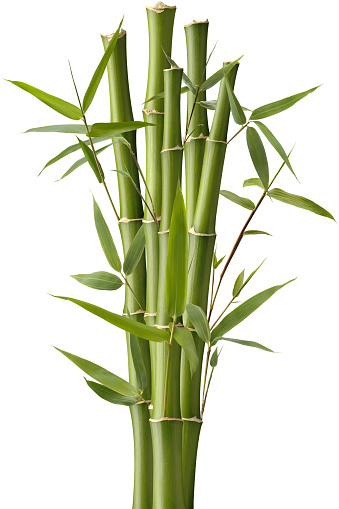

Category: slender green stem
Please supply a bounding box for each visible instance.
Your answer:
[201,365,215,417]
[121,273,144,311]
[200,346,211,416]
[210,295,235,330]
[226,122,248,144]
[163,317,176,417]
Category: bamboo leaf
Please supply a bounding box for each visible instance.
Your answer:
[210,348,219,367]
[173,326,199,377]
[54,347,138,396]
[88,121,155,138]
[253,121,297,179]
[77,137,103,183]
[213,254,225,270]
[26,124,88,134]
[243,230,271,236]
[162,48,196,94]
[52,295,170,343]
[243,178,265,189]
[144,86,190,105]
[233,270,245,297]
[186,304,210,344]
[246,127,269,190]
[225,78,246,125]
[130,334,147,393]
[166,186,188,318]
[71,271,123,291]
[268,188,335,220]
[211,279,295,340]
[198,100,217,110]
[250,86,319,120]
[85,379,139,406]
[220,190,255,210]
[59,144,111,180]
[199,55,243,92]
[8,80,82,120]
[93,196,121,272]
[123,225,146,276]
[243,260,266,287]
[212,337,274,352]
[82,18,123,112]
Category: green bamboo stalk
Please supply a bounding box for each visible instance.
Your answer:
[180,63,239,509]
[102,30,152,509]
[184,20,209,227]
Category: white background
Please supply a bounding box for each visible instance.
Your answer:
[1,0,338,507]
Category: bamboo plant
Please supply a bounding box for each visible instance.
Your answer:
[9,2,335,508]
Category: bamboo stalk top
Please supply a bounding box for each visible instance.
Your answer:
[146,2,176,13]
[102,29,126,42]
[184,19,209,28]
[164,66,183,71]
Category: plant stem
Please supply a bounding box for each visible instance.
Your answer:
[163,318,176,417]
[121,273,144,311]
[201,366,215,417]
[200,345,211,416]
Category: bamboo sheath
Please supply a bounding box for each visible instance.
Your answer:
[102,32,152,509]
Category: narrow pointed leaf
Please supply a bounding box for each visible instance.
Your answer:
[52,295,170,343]
[54,347,138,396]
[166,186,188,318]
[59,144,110,180]
[162,48,196,94]
[82,18,123,112]
[212,252,218,269]
[123,225,146,275]
[8,80,82,120]
[144,86,190,105]
[77,137,103,183]
[198,100,217,110]
[88,121,155,138]
[85,379,138,406]
[71,271,123,291]
[220,190,255,210]
[211,279,295,340]
[173,326,199,376]
[26,124,88,134]
[210,348,219,367]
[253,121,297,179]
[225,78,246,125]
[186,303,210,344]
[243,260,266,288]
[199,56,243,92]
[212,337,274,352]
[243,178,265,189]
[233,270,245,297]
[213,255,225,269]
[130,334,147,393]
[250,86,319,120]
[268,188,335,220]
[93,196,121,271]
[243,230,271,236]
[246,127,269,189]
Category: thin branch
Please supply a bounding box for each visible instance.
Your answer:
[163,318,176,417]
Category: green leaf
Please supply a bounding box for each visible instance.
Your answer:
[162,48,196,94]
[88,121,155,138]
[85,379,139,406]
[186,304,210,344]
[129,334,147,393]
[71,271,123,291]
[26,124,88,134]
[198,100,217,110]
[52,295,170,343]
[93,196,121,272]
[59,143,111,180]
[243,260,266,288]
[253,121,297,179]
[225,78,246,125]
[246,126,269,190]
[54,347,138,396]
[250,86,319,120]
[8,80,82,120]
[243,230,271,236]
[268,188,335,220]
[166,186,188,318]
[210,348,219,367]
[173,326,199,377]
[212,337,274,352]
[211,279,295,340]
[243,178,265,190]
[213,254,225,269]
[82,18,123,112]
[233,270,245,297]
[144,86,190,105]
[77,137,103,183]
[199,55,243,92]
[220,190,255,210]
[123,225,146,276]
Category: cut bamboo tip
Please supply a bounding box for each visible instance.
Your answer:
[146,2,176,13]
[164,66,183,71]
[142,108,164,115]
[184,19,209,28]
[102,29,126,42]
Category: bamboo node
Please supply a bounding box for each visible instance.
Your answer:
[186,134,208,143]
[144,312,157,317]
[161,145,183,153]
[158,229,170,235]
[182,417,203,423]
[149,417,183,422]
[123,309,145,316]
[142,216,161,224]
[142,108,164,115]
[136,400,152,405]
[118,217,144,223]
[188,226,216,237]
[206,137,228,146]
